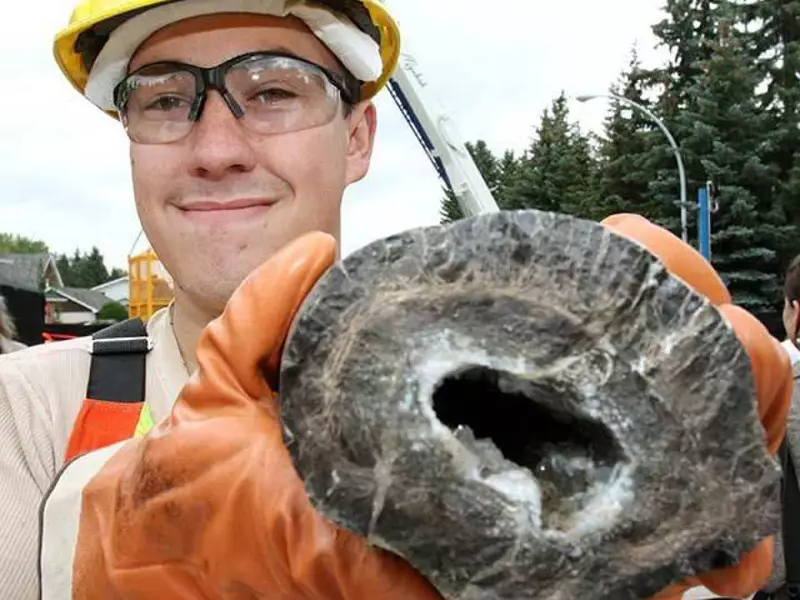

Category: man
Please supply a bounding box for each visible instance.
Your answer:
[782,256,800,367]
[0,1,789,598]
[2,1,396,596]
[755,255,800,598]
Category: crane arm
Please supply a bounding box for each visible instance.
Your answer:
[386,52,500,217]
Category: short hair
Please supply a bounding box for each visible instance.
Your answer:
[0,294,17,340]
[785,255,800,303]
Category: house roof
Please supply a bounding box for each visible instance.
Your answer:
[47,286,112,312]
[0,253,61,292]
[91,276,129,291]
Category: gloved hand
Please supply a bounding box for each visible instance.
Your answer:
[603,214,793,599]
[68,217,790,600]
[71,232,443,600]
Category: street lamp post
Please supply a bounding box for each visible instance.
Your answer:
[576,93,689,243]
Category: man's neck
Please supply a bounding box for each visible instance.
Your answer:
[170,293,218,374]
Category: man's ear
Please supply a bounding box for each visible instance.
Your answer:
[345,101,377,185]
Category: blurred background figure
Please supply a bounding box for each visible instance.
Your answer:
[0,294,26,354]
[782,256,800,368]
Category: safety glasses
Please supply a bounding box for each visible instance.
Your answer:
[113,51,357,144]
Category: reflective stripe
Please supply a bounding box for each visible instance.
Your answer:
[40,441,127,600]
[134,402,154,437]
[64,317,151,461]
[64,399,143,462]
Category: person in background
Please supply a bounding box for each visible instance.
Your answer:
[783,256,800,367]
[0,294,25,355]
[752,255,800,599]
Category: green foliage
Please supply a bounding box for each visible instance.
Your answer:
[440,188,466,224]
[680,26,792,316]
[96,301,129,322]
[436,0,799,332]
[742,0,800,266]
[57,247,116,289]
[0,233,48,254]
[439,141,521,223]
[506,92,597,216]
[593,48,665,223]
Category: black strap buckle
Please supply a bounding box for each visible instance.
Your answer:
[86,318,151,404]
[91,336,152,355]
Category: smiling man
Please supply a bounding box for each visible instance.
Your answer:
[0,0,787,598]
[0,1,404,597]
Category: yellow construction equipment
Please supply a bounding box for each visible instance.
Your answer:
[128,249,173,320]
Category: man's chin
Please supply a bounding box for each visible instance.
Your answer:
[191,253,284,316]
[169,229,332,316]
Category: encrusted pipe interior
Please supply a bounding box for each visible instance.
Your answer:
[432,365,629,534]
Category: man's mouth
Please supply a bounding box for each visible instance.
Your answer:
[179,198,277,212]
[176,198,278,224]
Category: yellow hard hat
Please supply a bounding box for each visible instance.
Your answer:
[53,0,401,113]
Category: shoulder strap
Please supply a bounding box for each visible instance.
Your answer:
[64,318,151,462]
[87,318,150,403]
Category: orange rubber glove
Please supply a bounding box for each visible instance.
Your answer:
[71,232,443,600]
[603,214,793,599]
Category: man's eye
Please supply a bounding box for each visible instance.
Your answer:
[144,95,189,111]
[252,88,298,103]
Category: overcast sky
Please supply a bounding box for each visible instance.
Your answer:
[0,0,667,271]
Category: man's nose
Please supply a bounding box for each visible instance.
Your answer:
[187,92,257,180]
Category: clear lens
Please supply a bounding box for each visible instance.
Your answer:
[228,55,340,136]
[117,54,344,144]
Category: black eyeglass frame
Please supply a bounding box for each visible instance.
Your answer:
[112,50,359,123]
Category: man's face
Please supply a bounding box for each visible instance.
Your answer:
[784,297,798,343]
[128,14,377,315]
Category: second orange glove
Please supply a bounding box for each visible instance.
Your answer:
[604,214,793,600]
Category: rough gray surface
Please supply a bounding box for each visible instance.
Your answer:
[279,209,781,600]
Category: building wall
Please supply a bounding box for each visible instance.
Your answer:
[57,310,97,325]
[92,278,129,305]
[47,298,96,325]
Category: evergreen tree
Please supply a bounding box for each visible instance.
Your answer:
[81,247,111,287]
[650,0,722,107]
[496,150,521,210]
[439,141,504,223]
[594,48,661,222]
[741,0,800,238]
[509,92,597,217]
[642,0,727,238]
[680,16,794,321]
[440,188,465,224]
[57,247,114,288]
[468,141,502,192]
[55,254,71,282]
